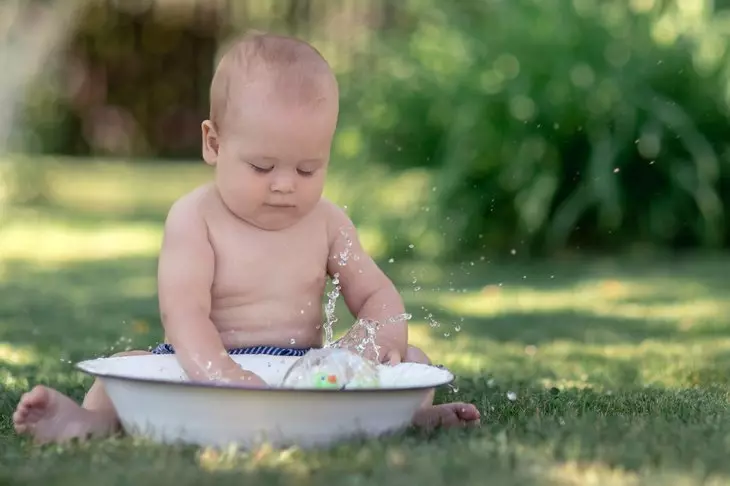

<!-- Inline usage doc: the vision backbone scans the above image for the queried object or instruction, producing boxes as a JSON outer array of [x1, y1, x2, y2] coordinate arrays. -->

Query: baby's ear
[[201, 120, 219, 166]]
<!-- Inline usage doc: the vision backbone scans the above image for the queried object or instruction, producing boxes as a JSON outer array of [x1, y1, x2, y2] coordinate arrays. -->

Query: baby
[[13, 32, 481, 444]]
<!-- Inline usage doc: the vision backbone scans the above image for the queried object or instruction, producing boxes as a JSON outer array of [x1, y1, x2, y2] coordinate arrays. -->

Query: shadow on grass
[[2, 253, 730, 480], [0, 257, 163, 360]]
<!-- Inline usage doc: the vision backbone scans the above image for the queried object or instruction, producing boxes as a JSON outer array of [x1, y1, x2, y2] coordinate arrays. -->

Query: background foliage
[[6, 0, 730, 260]]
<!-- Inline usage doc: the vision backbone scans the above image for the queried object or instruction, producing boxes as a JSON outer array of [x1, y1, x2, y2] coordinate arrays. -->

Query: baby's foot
[[13, 385, 116, 444], [412, 402, 481, 431]]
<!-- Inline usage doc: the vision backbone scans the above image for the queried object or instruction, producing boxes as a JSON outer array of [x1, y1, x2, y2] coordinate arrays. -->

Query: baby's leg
[[13, 350, 150, 444], [405, 345, 481, 431]]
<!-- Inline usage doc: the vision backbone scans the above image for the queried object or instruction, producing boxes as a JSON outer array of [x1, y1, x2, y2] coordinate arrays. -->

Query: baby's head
[[201, 32, 339, 230]]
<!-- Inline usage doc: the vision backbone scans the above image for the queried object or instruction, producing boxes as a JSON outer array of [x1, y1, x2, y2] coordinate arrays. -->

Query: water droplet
[[290, 338, 296, 345], [510, 249, 517, 255], [388, 258, 395, 263], [408, 244, 415, 249], [507, 391, 517, 401], [613, 167, 620, 173]]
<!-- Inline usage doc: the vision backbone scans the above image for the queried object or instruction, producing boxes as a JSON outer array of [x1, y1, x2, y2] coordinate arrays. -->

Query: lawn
[[2, 159, 730, 485]]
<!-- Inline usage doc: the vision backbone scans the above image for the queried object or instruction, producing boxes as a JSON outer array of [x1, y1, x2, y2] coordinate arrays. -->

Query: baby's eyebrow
[[242, 155, 278, 163]]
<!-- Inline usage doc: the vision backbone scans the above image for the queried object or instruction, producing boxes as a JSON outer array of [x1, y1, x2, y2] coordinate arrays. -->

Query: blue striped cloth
[[151, 343, 312, 357]]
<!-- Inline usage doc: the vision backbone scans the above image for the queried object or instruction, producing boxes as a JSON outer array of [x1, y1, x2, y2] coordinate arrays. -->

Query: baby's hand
[[230, 370, 269, 388], [238, 371, 268, 388], [379, 346, 403, 366], [335, 320, 402, 366]]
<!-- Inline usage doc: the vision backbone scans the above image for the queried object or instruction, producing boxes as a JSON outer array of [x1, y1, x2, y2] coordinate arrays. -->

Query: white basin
[[76, 354, 454, 449]]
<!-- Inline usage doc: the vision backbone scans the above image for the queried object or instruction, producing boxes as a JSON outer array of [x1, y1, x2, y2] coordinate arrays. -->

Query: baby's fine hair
[[209, 31, 337, 130]]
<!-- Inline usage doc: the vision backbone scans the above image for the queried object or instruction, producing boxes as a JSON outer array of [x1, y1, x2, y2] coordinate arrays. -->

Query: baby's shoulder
[[167, 184, 216, 217], [163, 183, 217, 234], [314, 197, 350, 221], [313, 197, 358, 242]]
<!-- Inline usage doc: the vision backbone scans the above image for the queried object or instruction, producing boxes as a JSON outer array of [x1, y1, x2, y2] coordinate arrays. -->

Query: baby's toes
[[455, 403, 481, 422]]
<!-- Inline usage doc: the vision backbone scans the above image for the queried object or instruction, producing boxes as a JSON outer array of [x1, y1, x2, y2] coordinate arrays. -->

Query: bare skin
[[13, 33, 480, 444], [13, 192, 480, 444]]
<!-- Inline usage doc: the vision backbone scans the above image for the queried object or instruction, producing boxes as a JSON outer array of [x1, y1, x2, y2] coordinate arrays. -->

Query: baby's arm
[[325, 202, 408, 362], [157, 196, 266, 387]]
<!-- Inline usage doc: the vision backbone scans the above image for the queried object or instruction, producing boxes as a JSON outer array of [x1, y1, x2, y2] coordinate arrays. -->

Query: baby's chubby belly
[[210, 298, 325, 350]]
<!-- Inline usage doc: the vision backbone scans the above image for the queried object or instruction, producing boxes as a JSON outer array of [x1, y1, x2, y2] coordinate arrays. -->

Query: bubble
[[290, 338, 296, 345], [507, 391, 517, 401], [280, 348, 380, 389]]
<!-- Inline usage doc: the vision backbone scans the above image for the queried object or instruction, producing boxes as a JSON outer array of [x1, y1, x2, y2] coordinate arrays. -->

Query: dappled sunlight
[[1, 156, 439, 262], [407, 323, 499, 374], [0, 342, 37, 365], [197, 444, 310, 477], [408, 316, 730, 389], [434, 277, 730, 330], [0, 343, 37, 392], [117, 276, 157, 300], [0, 217, 162, 263], [546, 460, 730, 486]]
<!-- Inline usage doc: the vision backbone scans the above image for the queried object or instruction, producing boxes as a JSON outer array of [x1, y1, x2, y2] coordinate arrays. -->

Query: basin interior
[[77, 353, 454, 390]]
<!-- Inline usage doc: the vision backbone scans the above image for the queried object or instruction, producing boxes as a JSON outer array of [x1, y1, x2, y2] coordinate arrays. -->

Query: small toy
[[314, 372, 341, 389], [280, 348, 380, 389]]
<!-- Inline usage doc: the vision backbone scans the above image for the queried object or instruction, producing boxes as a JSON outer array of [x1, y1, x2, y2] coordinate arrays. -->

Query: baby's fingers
[[385, 349, 402, 366]]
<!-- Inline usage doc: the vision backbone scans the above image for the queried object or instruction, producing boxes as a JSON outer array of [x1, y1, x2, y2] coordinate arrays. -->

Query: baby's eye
[[297, 168, 315, 177], [249, 163, 273, 173]]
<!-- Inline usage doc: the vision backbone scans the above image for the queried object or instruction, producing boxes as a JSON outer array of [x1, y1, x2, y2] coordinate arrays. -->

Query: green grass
[[2, 159, 730, 485]]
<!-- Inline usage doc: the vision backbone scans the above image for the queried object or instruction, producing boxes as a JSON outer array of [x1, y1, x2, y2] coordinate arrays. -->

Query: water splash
[[336, 226, 359, 266], [322, 272, 340, 347], [333, 313, 412, 363], [321, 223, 414, 361]]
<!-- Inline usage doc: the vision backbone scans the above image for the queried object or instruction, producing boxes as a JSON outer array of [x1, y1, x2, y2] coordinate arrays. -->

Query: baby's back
[[189, 184, 332, 350]]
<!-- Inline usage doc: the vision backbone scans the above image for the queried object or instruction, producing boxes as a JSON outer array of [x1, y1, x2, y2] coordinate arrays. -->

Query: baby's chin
[[243, 208, 308, 231]]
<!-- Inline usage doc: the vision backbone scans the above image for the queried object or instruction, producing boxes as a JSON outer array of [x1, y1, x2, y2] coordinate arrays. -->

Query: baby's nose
[[270, 174, 295, 193]]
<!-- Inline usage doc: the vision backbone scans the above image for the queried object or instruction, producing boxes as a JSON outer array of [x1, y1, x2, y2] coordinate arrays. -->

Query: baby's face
[[209, 88, 338, 230]]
